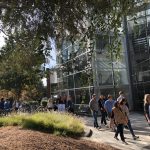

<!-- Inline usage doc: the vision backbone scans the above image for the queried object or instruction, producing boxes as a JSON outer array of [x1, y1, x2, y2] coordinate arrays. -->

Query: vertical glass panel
[[114, 68, 129, 86], [98, 70, 113, 85], [75, 88, 90, 104], [57, 81, 63, 91], [99, 87, 115, 99], [62, 77, 68, 89], [96, 35, 108, 53], [68, 75, 74, 89], [74, 70, 93, 88], [133, 84, 145, 110], [68, 90, 75, 103], [134, 59, 150, 82]]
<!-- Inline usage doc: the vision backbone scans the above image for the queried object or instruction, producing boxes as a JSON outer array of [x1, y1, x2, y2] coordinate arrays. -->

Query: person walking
[[119, 98, 139, 140], [0, 98, 4, 115], [4, 99, 10, 116], [111, 101, 128, 144], [117, 91, 129, 109], [58, 96, 66, 112], [104, 95, 115, 130], [144, 94, 150, 126], [104, 95, 115, 118], [89, 94, 100, 129], [47, 99, 54, 111], [66, 95, 74, 113], [98, 95, 107, 126]]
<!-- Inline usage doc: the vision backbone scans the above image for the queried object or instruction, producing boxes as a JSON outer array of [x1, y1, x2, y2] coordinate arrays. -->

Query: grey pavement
[[81, 112, 150, 150]]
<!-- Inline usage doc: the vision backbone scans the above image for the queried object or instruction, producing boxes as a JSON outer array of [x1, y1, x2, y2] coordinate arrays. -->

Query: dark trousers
[[115, 124, 125, 141], [92, 110, 99, 127], [127, 119, 135, 137], [101, 111, 107, 125]]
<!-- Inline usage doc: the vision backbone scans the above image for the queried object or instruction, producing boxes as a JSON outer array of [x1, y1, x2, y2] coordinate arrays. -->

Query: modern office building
[[126, 2, 150, 110], [56, 35, 132, 108], [56, 1, 150, 111], [56, 39, 93, 105]]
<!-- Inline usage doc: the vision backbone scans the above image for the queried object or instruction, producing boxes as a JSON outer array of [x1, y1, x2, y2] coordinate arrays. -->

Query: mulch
[[0, 126, 119, 150]]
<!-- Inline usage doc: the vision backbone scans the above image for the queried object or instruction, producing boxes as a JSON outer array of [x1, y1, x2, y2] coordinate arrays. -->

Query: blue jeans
[[92, 110, 99, 127], [127, 119, 135, 137]]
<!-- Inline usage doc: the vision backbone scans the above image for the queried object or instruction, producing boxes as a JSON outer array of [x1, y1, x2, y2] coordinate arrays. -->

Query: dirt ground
[[0, 126, 119, 150]]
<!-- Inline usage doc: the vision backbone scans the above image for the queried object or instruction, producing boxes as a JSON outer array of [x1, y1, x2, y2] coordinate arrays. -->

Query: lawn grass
[[0, 112, 84, 137]]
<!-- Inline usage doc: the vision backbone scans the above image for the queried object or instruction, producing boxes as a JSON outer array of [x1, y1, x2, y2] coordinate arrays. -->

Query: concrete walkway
[[81, 112, 150, 150]]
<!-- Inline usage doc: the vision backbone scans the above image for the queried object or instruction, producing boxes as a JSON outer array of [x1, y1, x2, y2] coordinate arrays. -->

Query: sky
[[0, 33, 5, 48], [47, 38, 56, 68]]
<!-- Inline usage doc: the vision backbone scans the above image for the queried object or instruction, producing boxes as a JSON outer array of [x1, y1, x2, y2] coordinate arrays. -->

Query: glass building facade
[[94, 35, 131, 107], [56, 40, 93, 105], [56, 35, 131, 108], [56, 2, 150, 111], [127, 3, 150, 110]]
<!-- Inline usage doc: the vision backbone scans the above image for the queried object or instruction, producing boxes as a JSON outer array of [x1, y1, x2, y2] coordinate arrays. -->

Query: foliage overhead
[[0, 0, 138, 44], [0, 0, 142, 96]]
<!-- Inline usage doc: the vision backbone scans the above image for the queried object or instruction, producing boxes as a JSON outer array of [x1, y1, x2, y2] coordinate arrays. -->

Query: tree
[[0, 0, 137, 46], [0, 31, 46, 99]]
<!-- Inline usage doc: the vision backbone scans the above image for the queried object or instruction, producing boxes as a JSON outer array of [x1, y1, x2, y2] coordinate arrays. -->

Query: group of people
[[89, 91, 142, 144], [47, 95, 74, 113], [0, 98, 20, 115]]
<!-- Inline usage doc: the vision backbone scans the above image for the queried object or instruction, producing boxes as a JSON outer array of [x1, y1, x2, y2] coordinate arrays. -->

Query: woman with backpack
[[111, 101, 128, 144]]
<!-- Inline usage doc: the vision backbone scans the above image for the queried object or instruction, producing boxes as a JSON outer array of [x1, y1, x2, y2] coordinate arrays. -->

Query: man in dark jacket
[[98, 95, 107, 126]]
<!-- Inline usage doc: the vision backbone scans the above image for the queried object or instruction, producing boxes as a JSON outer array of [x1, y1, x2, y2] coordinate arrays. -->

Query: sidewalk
[[81, 112, 150, 150]]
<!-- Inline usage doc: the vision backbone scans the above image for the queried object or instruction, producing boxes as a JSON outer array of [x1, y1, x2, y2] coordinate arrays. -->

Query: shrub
[[0, 115, 23, 127], [0, 112, 84, 137]]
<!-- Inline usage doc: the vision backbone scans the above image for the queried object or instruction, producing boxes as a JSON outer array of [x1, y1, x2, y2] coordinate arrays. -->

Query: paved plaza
[[81, 112, 150, 150]]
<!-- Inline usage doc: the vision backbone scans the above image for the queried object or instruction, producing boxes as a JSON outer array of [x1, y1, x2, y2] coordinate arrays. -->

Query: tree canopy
[[0, 0, 137, 42], [0, 0, 143, 98], [0, 31, 45, 99]]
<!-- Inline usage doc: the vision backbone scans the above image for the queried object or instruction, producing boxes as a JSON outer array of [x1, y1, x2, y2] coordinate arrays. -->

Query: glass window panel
[[133, 85, 145, 110], [74, 71, 93, 88], [99, 87, 115, 99], [68, 75, 74, 89], [75, 88, 90, 104], [97, 61, 112, 69], [57, 81, 63, 91], [62, 77, 68, 89], [114, 69, 129, 86], [96, 35, 108, 53], [144, 82, 150, 94], [98, 69, 113, 85], [68, 90, 75, 103]]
